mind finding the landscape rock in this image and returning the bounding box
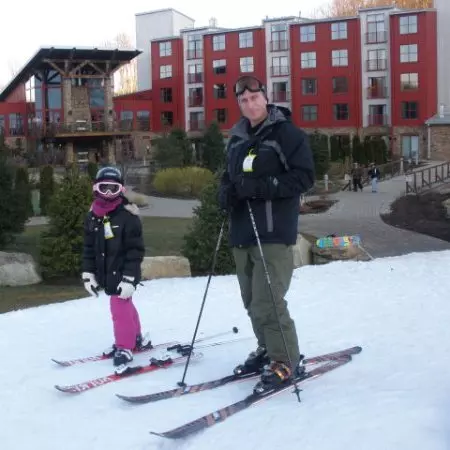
[293,234,312,267]
[311,243,371,265]
[0,251,42,287]
[141,256,191,280]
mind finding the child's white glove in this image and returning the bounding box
[82,272,99,297]
[117,276,136,299]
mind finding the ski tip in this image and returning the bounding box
[51,359,70,367]
[150,431,172,439]
[115,393,137,403]
[54,384,77,393]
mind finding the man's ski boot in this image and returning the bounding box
[253,358,305,395]
[113,348,133,367]
[233,346,270,377]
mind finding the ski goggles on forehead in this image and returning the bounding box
[93,181,123,196]
[234,76,265,97]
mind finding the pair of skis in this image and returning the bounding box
[119,345,362,439]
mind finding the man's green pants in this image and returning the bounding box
[232,244,300,366]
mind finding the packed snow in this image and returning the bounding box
[1,249,450,450]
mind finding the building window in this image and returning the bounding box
[214,83,227,99]
[240,57,254,73]
[136,110,150,131]
[271,23,288,51]
[400,15,417,34]
[214,108,227,123]
[368,76,387,98]
[271,56,289,76]
[160,65,172,79]
[367,49,387,71]
[302,105,318,121]
[272,82,289,102]
[400,73,419,90]
[213,34,225,51]
[367,13,386,43]
[402,135,419,160]
[332,77,348,93]
[187,34,203,59]
[400,44,418,63]
[0,115,4,134]
[332,49,348,67]
[9,113,24,135]
[239,31,253,48]
[302,78,317,95]
[301,52,316,68]
[159,41,172,57]
[334,104,349,120]
[161,111,174,126]
[401,101,418,119]
[300,25,316,42]
[189,111,204,131]
[331,22,347,40]
[187,64,203,83]
[160,87,172,103]
[369,104,387,125]
[188,87,203,107]
[213,59,226,74]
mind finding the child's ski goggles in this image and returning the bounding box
[93,181,124,196]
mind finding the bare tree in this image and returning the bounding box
[315,0,433,17]
[102,33,138,95]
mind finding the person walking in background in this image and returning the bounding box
[219,75,315,393]
[351,163,363,192]
[368,163,380,193]
[82,166,150,368]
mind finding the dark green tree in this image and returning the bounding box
[0,150,27,248]
[39,165,55,216]
[181,177,235,276]
[309,131,330,178]
[351,135,364,163]
[201,122,226,173]
[39,167,93,279]
[153,128,193,168]
[14,166,33,222]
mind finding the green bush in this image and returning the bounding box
[181,177,234,276]
[39,167,93,280]
[153,166,215,198]
[14,166,33,221]
[39,165,54,215]
[87,161,98,181]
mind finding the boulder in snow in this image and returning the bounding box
[0,251,42,286]
[141,256,191,280]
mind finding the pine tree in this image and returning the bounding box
[14,166,33,222]
[39,165,55,216]
[39,167,93,280]
[181,177,235,276]
[310,132,330,178]
[153,128,193,168]
[201,122,226,173]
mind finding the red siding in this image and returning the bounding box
[0,101,28,136]
[113,93,152,130]
[290,19,362,129]
[4,84,26,103]
[390,11,437,126]
[203,28,266,130]
[151,38,185,132]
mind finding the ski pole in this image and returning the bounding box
[169,336,251,356]
[177,217,226,387]
[246,200,301,402]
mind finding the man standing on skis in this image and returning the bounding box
[219,75,315,392]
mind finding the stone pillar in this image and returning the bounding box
[62,78,72,129]
[65,142,74,165]
[107,140,116,164]
[104,76,114,131]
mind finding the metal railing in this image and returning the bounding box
[189,120,205,131]
[272,91,290,102]
[270,40,288,51]
[368,113,388,126]
[365,31,388,44]
[187,73,203,83]
[271,66,290,76]
[366,59,387,71]
[405,161,450,194]
[367,86,387,99]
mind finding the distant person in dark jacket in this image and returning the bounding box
[219,75,315,393]
[351,163,363,192]
[368,163,380,193]
[81,166,150,369]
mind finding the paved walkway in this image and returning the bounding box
[300,161,450,258]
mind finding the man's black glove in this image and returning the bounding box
[234,174,279,200]
[218,182,237,213]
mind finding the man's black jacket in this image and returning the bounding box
[82,201,145,295]
[219,105,315,248]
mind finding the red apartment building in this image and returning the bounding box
[0,5,439,163]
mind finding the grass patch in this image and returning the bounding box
[0,216,193,314]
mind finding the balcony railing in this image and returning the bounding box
[189,120,205,131]
[187,49,203,60]
[366,59,388,71]
[27,119,151,137]
[367,86,388,99]
[188,95,203,107]
[270,40,289,52]
[187,73,203,83]
[365,31,388,44]
[271,66,290,76]
[368,113,388,126]
[272,91,290,102]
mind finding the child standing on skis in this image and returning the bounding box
[81,166,150,367]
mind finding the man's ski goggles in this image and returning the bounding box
[93,181,124,196]
[234,76,266,97]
